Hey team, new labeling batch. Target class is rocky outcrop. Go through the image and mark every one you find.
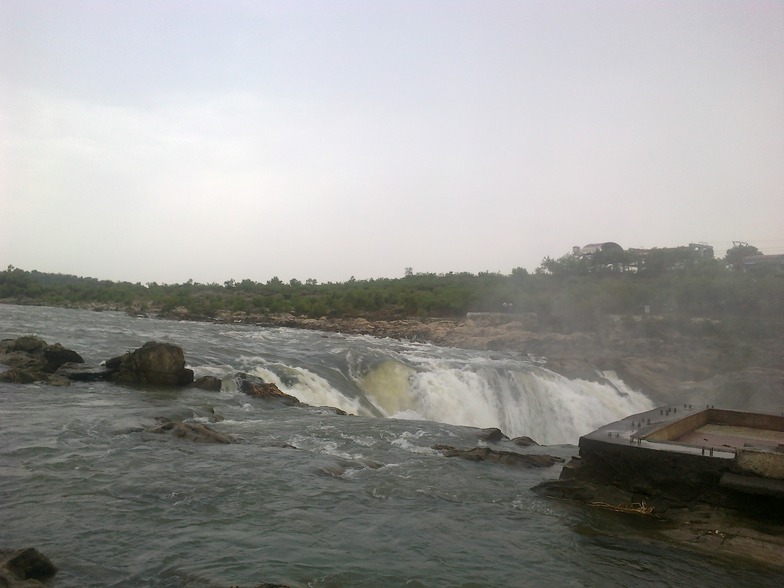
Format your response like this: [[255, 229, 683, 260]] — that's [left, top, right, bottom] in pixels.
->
[[511, 436, 539, 446], [0, 338, 198, 389], [106, 341, 194, 386], [433, 444, 563, 468], [476, 427, 509, 442], [145, 418, 234, 444], [234, 373, 300, 406], [0, 336, 84, 385], [0, 547, 57, 587]]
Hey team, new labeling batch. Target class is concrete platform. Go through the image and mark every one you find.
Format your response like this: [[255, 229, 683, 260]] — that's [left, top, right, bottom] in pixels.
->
[[578, 405, 784, 500]]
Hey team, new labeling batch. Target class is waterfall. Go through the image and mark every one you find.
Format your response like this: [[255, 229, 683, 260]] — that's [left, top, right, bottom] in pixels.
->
[[244, 350, 655, 446], [357, 358, 653, 445]]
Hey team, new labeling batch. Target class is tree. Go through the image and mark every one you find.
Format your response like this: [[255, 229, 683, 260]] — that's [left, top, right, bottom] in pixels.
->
[[724, 243, 761, 271]]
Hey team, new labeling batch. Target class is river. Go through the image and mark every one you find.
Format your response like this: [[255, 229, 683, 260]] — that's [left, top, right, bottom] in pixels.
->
[[1, 304, 781, 586]]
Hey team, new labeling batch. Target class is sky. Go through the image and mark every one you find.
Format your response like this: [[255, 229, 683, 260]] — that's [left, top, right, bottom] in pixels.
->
[[1, 0, 783, 285]]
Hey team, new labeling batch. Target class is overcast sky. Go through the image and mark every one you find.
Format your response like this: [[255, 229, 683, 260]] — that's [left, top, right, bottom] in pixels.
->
[[2, 1, 782, 285]]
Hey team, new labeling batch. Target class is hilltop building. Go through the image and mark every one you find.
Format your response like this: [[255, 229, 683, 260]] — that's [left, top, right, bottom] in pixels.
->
[[743, 254, 784, 274], [572, 242, 624, 257]]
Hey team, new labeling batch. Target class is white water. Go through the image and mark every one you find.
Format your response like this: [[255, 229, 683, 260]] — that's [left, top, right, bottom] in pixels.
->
[[357, 358, 653, 444], [0, 303, 653, 445], [219, 352, 653, 445]]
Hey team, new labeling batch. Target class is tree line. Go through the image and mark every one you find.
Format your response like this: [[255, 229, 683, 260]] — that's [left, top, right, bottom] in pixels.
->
[[1, 244, 781, 333]]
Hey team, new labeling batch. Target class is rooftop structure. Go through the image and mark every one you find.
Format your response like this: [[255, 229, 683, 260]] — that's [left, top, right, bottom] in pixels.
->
[[743, 254, 784, 273]]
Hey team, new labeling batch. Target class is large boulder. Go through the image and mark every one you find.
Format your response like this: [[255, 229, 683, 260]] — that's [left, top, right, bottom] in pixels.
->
[[0, 547, 57, 587], [106, 341, 194, 386]]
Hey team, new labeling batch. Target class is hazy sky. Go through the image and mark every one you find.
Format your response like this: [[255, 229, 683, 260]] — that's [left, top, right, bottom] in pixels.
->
[[2, 1, 782, 284]]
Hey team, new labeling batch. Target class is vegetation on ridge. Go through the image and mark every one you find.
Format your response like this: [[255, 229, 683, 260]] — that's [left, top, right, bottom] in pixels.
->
[[1, 244, 781, 336]]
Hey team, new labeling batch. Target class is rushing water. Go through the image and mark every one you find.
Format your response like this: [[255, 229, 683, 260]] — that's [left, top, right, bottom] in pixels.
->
[[1, 305, 781, 587]]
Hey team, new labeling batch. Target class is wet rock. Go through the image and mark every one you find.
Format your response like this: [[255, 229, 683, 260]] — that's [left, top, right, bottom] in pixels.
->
[[42, 342, 84, 372], [0, 547, 57, 586], [433, 445, 564, 468], [5, 336, 46, 354], [55, 363, 113, 382], [192, 406, 224, 423], [476, 427, 509, 443], [146, 418, 234, 444], [0, 350, 43, 371], [0, 336, 85, 386], [235, 373, 300, 406], [315, 457, 384, 478], [0, 368, 40, 384], [191, 375, 224, 391], [107, 341, 194, 386], [46, 375, 72, 387], [314, 405, 348, 416], [511, 436, 539, 447]]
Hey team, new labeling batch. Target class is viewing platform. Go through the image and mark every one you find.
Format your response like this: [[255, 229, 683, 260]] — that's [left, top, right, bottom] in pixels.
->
[[578, 405, 784, 500]]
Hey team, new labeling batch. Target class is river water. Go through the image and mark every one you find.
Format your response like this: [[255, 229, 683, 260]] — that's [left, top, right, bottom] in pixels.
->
[[0, 305, 781, 587]]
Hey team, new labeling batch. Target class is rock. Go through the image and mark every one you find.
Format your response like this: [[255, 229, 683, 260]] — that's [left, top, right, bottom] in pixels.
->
[[0, 368, 40, 384], [42, 342, 84, 372], [313, 405, 348, 416], [511, 436, 539, 447], [55, 363, 113, 382], [0, 336, 84, 386], [46, 375, 72, 387], [146, 419, 234, 443], [0, 547, 57, 586], [7, 336, 46, 354], [476, 427, 509, 443], [433, 445, 564, 468], [234, 373, 300, 406], [191, 375, 223, 391], [107, 341, 194, 386], [0, 351, 43, 371]]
